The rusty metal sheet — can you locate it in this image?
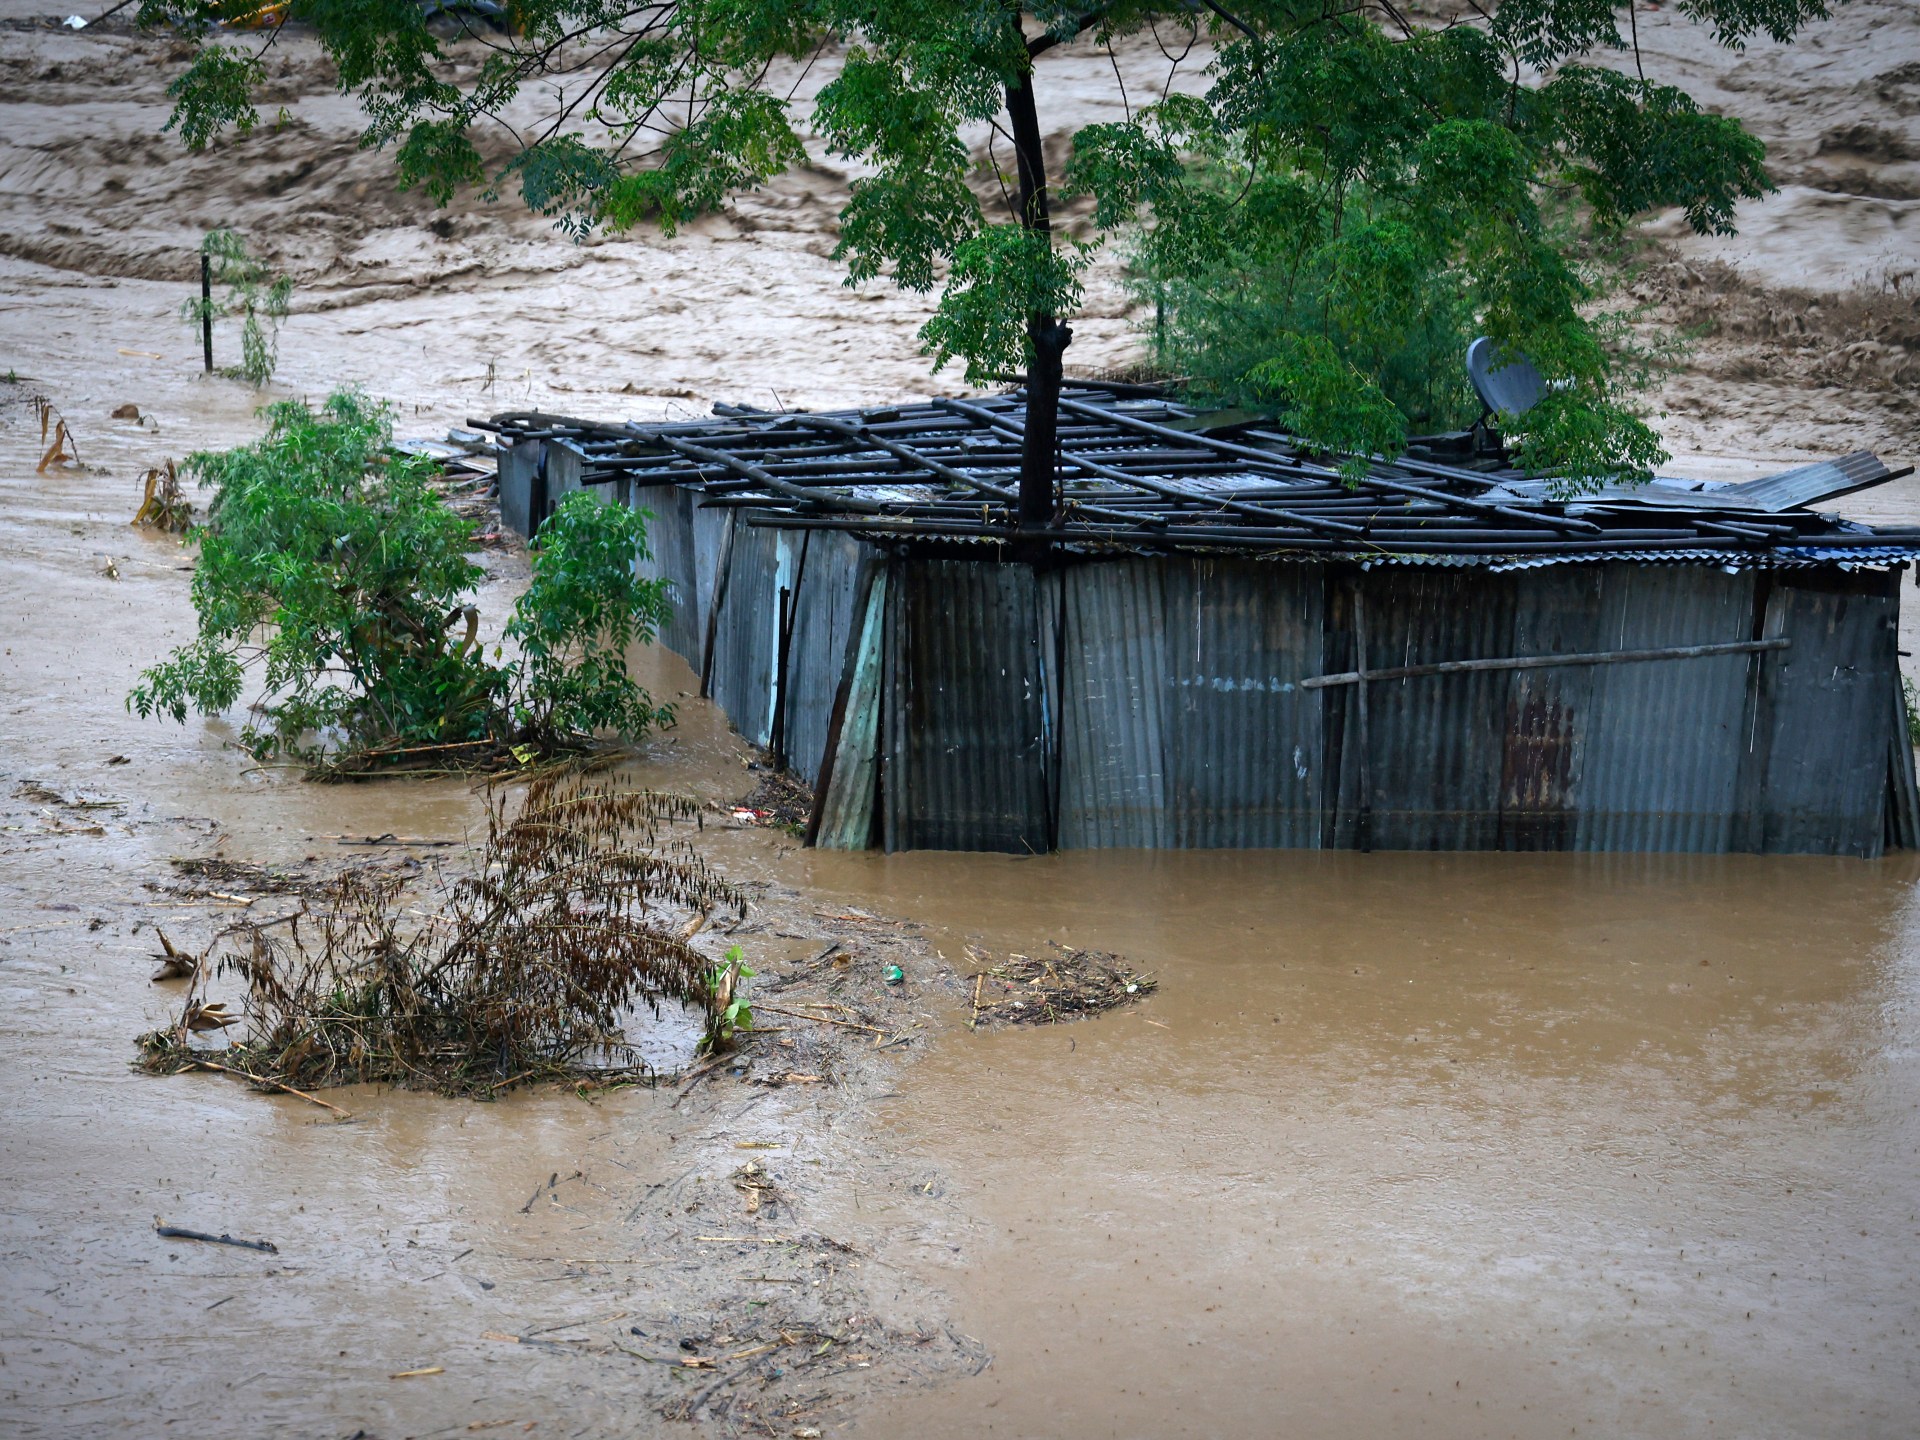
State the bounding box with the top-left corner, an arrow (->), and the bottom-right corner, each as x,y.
1344,569 -> 1517,850
1499,568 -> 1605,850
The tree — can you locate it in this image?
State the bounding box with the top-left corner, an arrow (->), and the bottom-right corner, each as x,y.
139,0 -> 1845,515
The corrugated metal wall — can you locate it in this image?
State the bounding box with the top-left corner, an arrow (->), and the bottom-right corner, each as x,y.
707,521 -> 779,749
1499,567 -> 1605,850
780,530 -> 869,789
497,438 -> 543,538
1571,566 -> 1755,853
1058,560 -> 1171,847
1751,571 -> 1900,856
1164,558 -> 1326,847
1344,569 -> 1519,851
631,483 -> 704,665
500,439 -> 1905,857
884,557 -> 1052,853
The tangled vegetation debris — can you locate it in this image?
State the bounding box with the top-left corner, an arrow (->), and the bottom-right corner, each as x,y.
965,945 -> 1156,1029
138,773 -> 745,1095
735,761 -> 814,832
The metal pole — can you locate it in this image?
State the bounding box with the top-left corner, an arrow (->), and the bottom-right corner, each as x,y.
1301,636 -> 1792,690
200,251 -> 213,374
1354,585 -> 1372,855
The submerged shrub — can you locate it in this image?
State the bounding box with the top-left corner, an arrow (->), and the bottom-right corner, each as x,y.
128,390 -> 672,772
137,773 -> 747,1093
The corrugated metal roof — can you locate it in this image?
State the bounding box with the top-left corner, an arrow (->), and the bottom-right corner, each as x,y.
482,389 -> 1920,569
1724,452 -> 1899,512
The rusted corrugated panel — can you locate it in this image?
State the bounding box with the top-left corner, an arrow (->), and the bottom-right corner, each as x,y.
632,484 -> 703,665
1499,568 -> 1605,850
1572,565 -> 1755,852
1163,558 -> 1325,847
1754,571 -> 1897,856
1347,569 -> 1517,850
1058,560 -> 1171,848
782,530 -> 869,787
708,521 -> 779,749
887,558 -> 1049,853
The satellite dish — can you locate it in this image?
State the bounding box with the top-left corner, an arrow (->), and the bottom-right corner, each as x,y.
1466,336 -> 1548,418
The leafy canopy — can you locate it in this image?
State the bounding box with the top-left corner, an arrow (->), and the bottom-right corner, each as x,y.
138,0 -> 1843,485
129,391 -> 672,770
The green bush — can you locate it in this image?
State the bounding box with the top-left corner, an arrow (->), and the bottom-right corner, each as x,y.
1139,224 -> 1483,440
129,391 -> 671,771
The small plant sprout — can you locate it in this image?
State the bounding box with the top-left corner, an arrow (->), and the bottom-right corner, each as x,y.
704,946 -> 755,1053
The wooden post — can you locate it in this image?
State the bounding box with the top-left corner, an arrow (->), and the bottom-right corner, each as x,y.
200,250 -> 213,374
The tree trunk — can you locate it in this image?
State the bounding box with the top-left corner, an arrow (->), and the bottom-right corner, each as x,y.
1004,61 -> 1069,541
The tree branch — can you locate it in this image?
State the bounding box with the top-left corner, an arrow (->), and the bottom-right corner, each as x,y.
1201,1 -> 1259,41
1027,7 -> 1108,59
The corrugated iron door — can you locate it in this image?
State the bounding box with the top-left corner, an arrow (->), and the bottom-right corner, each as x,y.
1162,558 -> 1325,849
1499,568 -> 1605,850
1343,569 -> 1518,850
1057,559 -> 1172,848
631,484 -> 703,667
782,531 -> 869,789
1751,571 -> 1898,856
1572,565 -> 1754,853
707,521 -> 779,749
885,558 -> 1051,853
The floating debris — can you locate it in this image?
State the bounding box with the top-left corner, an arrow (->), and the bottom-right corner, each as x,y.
966,945 -> 1156,1029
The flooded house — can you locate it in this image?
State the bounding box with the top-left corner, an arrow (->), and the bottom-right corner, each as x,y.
486,384 -> 1920,857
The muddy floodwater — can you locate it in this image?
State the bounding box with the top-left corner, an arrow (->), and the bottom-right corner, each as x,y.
817,849 -> 1920,1437
4,3 -> 1919,1429
4,360 -> 1917,1434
